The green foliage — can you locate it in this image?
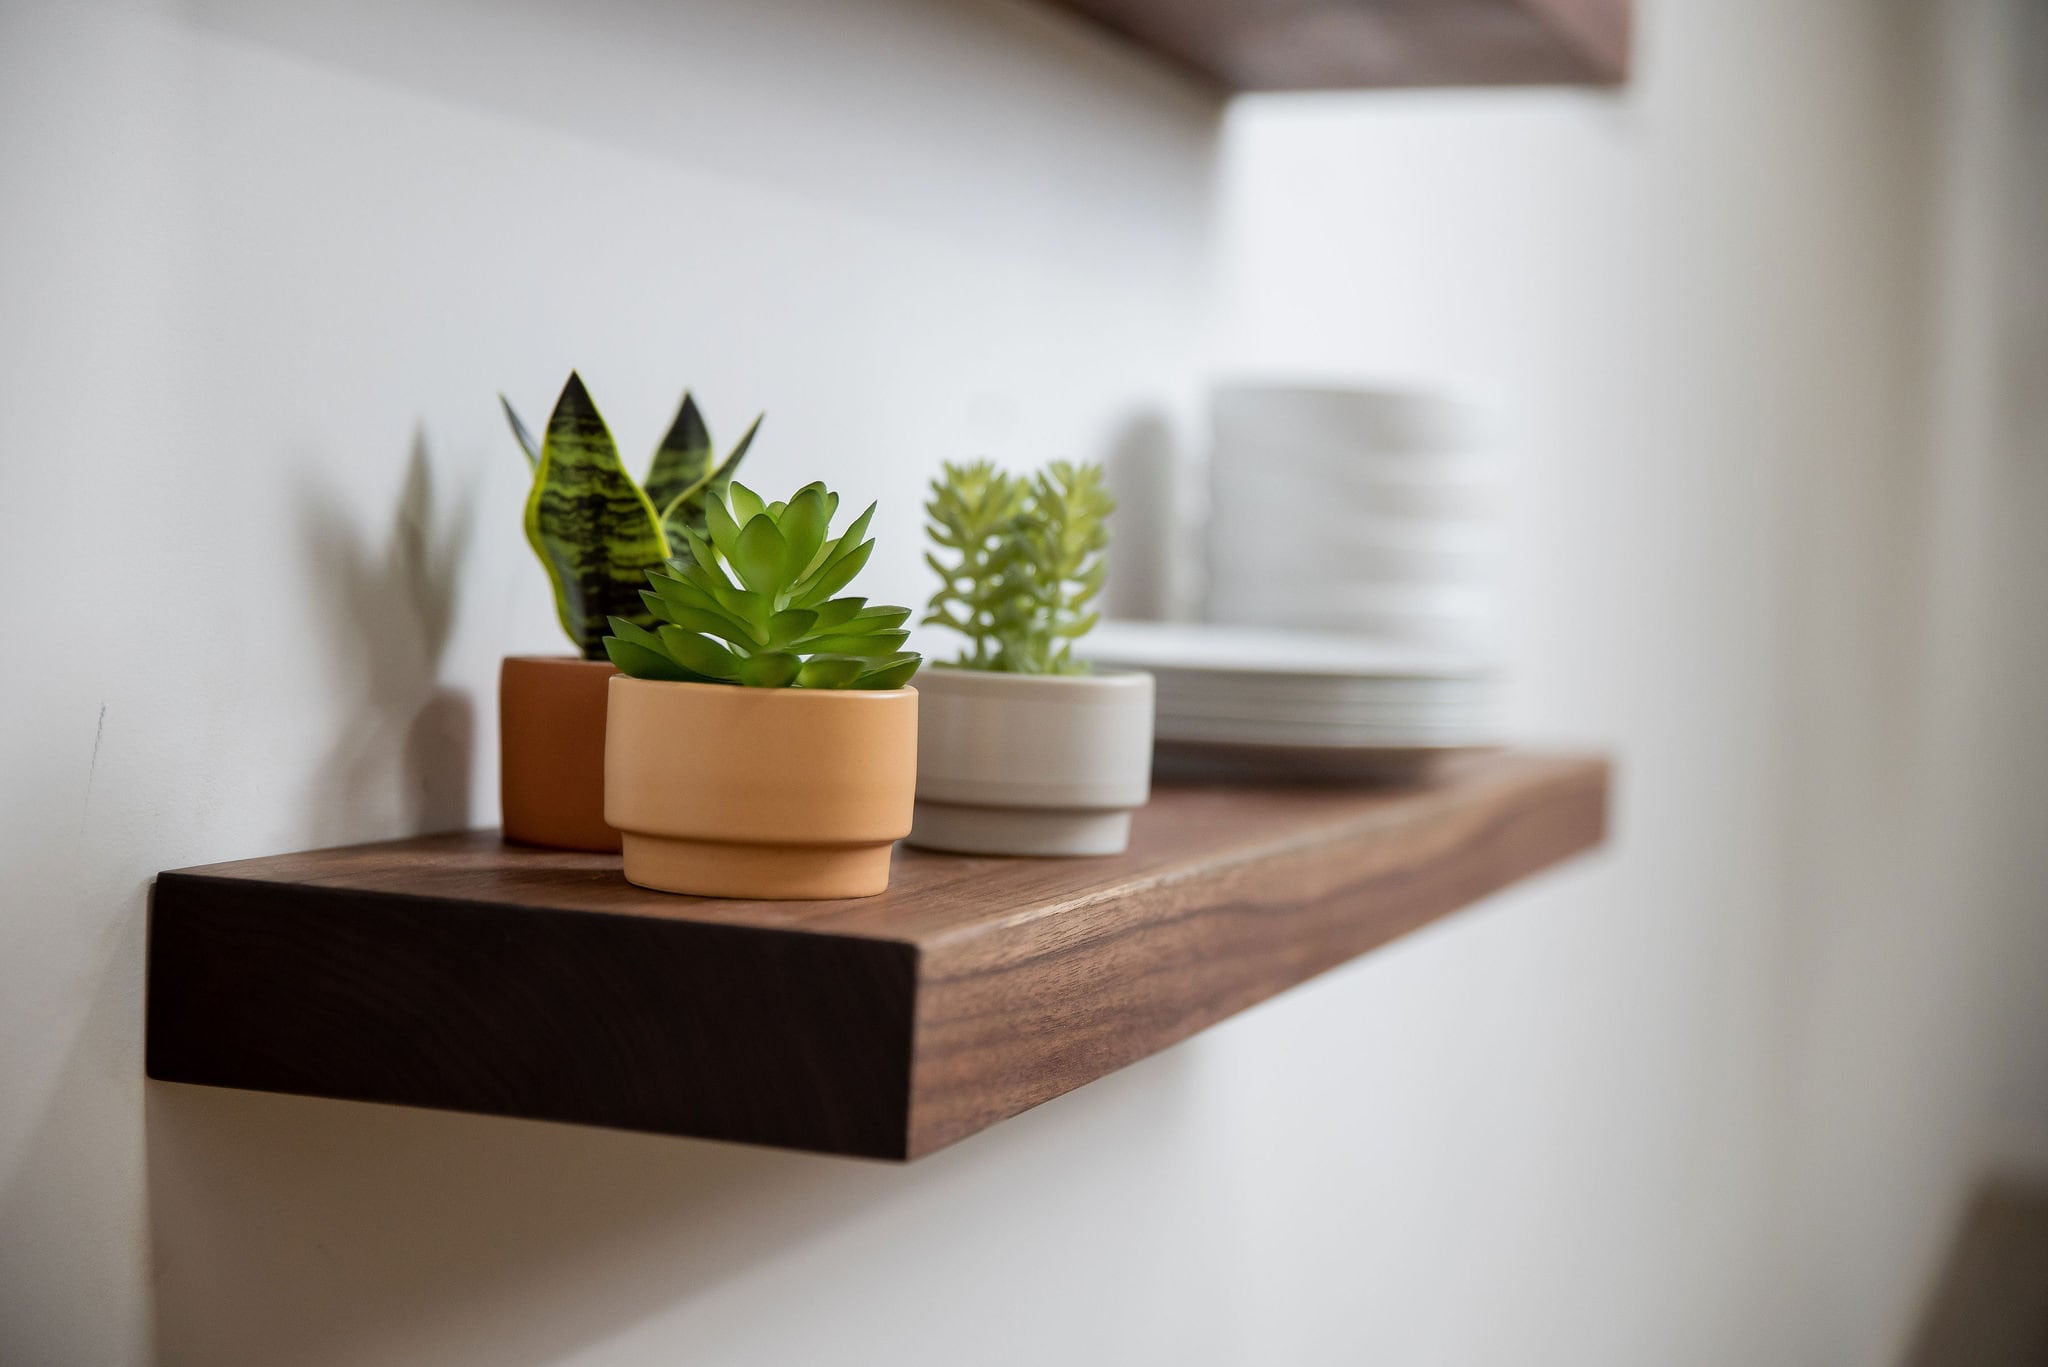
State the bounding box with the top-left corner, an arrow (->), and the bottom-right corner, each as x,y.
642,394 -> 762,556
922,459 -> 1112,675
503,373 -> 757,659
603,481 -> 922,690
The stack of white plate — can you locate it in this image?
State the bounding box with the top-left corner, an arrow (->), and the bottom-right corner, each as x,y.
1206,382 -> 1499,654
1080,620 -> 1497,781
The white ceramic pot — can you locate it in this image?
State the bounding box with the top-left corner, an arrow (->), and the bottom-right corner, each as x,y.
909,667 -> 1155,857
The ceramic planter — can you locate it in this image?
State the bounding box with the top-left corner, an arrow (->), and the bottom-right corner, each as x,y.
909,667 -> 1155,857
605,677 -> 918,899
500,656 -> 620,852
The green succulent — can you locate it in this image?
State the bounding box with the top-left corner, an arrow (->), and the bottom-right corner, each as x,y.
603,481 -> 922,690
922,459 -> 1112,675
503,372 -> 758,659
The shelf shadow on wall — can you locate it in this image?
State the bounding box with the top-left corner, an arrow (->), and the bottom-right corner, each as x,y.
143,1087 -> 888,1367
144,1045 -> 1207,1365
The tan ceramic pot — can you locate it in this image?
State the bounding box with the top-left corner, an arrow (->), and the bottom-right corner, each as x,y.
605,677 -> 918,899
500,656 -> 621,852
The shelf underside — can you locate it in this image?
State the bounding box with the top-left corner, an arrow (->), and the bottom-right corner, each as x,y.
1045,0 -> 1631,91
146,751 -> 1608,1159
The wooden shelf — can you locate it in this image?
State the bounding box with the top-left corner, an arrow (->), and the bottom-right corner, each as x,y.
1044,0 -> 1631,91
146,751 -> 1608,1160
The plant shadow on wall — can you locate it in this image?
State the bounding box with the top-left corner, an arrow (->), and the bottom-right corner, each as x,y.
296,430 -> 476,840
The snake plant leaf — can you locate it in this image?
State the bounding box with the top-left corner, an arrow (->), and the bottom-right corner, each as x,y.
731,514 -> 790,594
501,395 -> 540,469
656,413 -> 760,561
524,372 -> 671,658
657,626 -> 740,680
641,392 -> 710,512
735,651 -> 801,688
796,656 -> 865,689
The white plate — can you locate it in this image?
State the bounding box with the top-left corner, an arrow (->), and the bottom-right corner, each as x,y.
1081,620 -> 1495,678
1152,738 -> 1495,785
1083,621 -> 1499,750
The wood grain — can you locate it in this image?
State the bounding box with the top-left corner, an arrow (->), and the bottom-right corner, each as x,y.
1044,0 -> 1631,91
146,752 -> 1609,1159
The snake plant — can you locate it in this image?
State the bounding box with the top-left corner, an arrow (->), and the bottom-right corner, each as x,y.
502,372 -> 758,659
603,481 -> 922,690
923,459 -> 1112,675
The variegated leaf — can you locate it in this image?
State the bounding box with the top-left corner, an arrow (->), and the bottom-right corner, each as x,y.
523,372 -> 671,658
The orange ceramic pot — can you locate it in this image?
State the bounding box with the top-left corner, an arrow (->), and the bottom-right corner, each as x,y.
605,677 -> 918,899
500,656 -> 621,852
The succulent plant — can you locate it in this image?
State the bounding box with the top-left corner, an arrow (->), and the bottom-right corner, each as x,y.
923,459 -> 1112,675
603,481 -> 922,690
503,372 -> 758,659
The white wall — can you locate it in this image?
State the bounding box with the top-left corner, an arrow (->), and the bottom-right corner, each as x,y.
1218,2 -> 2048,1365
1,0 -> 2043,1364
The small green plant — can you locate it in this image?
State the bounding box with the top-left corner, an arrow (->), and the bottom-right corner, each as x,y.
922,459 -> 1112,674
503,372 -> 759,659
603,481 -> 922,690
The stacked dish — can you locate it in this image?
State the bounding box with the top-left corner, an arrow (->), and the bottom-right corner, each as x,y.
1206,382 -> 1499,654
1079,620 -> 1497,781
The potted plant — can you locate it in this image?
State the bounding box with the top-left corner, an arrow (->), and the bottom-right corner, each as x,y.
910,460 -> 1155,856
602,480 -> 922,899
498,371 -> 757,851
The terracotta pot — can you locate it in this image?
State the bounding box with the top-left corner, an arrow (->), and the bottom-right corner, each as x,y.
605,677 -> 918,899
908,667 -> 1155,856
500,656 -> 620,852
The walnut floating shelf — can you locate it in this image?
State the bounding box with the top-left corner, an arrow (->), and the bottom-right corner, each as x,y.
1045,0 -> 1631,91
146,751 -> 1608,1160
